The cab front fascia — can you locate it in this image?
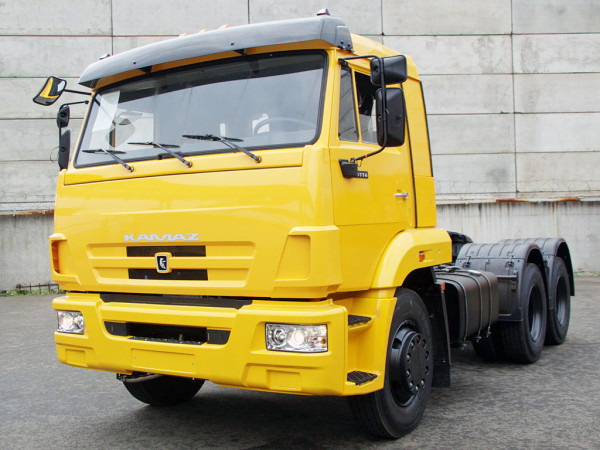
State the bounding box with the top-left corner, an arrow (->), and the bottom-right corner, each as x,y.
53,291 -> 397,396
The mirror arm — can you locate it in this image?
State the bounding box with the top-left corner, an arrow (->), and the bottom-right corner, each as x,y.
61,100 -> 89,107
338,55 -> 388,164
63,88 -> 90,96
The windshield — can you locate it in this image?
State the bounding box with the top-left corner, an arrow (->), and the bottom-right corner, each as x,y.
75,52 -> 326,168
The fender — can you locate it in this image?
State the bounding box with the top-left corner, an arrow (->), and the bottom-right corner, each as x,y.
370,228 -> 452,289
455,241 -> 547,321
498,237 -> 574,297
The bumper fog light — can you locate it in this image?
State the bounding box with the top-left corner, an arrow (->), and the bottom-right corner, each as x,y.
266,323 -> 327,353
57,310 -> 85,334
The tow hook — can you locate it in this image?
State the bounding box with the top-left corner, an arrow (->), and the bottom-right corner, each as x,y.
117,372 -> 164,384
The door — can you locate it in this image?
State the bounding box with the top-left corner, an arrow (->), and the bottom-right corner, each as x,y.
330,63 -> 415,229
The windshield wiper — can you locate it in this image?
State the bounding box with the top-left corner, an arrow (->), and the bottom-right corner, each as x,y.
182,134 -> 261,163
81,149 -> 134,172
128,141 -> 192,168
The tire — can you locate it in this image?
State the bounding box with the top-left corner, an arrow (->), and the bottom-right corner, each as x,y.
472,323 -> 505,362
122,373 -> 204,406
348,288 -> 433,439
545,257 -> 571,345
501,263 -> 547,364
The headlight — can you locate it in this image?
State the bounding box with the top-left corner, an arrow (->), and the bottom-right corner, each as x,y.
265,324 -> 327,353
57,310 -> 85,334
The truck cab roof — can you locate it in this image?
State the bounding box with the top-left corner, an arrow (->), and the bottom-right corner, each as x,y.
79,16 -> 353,88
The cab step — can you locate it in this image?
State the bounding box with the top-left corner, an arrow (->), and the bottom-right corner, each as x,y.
348,315 -> 372,327
347,371 -> 378,385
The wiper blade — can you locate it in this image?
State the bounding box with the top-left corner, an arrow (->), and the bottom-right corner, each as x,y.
81,149 -> 133,172
182,134 -> 261,163
128,141 -> 192,168
82,148 -> 126,154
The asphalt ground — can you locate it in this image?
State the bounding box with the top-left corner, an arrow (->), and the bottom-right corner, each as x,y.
1,277 -> 599,449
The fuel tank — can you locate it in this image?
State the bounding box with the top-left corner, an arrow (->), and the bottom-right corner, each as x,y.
435,267 -> 499,345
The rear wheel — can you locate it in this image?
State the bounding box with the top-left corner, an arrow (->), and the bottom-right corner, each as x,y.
545,258 -> 571,345
501,263 -> 547,363
122,373 -> 204,406
349,288 -> 433,438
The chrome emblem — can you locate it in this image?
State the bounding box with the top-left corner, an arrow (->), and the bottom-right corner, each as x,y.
155,253 -> 170,273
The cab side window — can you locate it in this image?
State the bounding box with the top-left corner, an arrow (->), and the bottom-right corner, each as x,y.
338,67 -> 358,142
354,71 -> 378,144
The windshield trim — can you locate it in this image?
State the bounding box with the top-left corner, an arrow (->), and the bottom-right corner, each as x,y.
73,50 -> 329,170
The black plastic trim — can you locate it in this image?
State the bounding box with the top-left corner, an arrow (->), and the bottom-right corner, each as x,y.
126,246 -> 206,257
455,241 -> 547,322
100,293 -> 252,309
128,269 -> 207,281
104,321 -> 231,346
497,237 -> 575,297
348,315 -> 372,326
347,371 -> 377,385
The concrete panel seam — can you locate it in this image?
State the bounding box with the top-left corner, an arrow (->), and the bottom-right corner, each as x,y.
511,0 -> 518,197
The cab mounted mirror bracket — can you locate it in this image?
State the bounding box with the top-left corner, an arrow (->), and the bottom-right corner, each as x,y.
337,54 -> 407,178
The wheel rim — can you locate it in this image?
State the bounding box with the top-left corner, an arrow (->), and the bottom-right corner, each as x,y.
389,321 -> 431,405
555,276 -> 569,326
528,284 -> 544,342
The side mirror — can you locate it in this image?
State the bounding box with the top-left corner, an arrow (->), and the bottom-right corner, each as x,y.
376,87 -> 405,147
58,129 -> 71,170
57,104 -> 70,128
33,76 -> 67,106
370,55 -> 408,86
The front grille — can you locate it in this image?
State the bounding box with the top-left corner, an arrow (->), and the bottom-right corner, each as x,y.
89,242 -> 253,286
128,269 -> 208,280
126,246 -> 206,257
105,321 -> 230,345
100,293 -> 253,309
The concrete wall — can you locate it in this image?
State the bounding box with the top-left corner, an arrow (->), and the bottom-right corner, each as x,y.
0,1 -> 599,288
0,213 -> 54,290
437,201 -> 598,273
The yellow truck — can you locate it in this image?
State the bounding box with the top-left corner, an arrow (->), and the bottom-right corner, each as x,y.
35,14 -> 574,438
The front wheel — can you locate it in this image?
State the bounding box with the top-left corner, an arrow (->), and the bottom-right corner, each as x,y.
122,373 -> 204,406
349,288 -> 433,438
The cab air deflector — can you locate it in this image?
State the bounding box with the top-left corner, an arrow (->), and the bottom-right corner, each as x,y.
79,16 -> 353,88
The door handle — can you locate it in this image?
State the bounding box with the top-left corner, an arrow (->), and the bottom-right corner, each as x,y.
394,192 -> 409,199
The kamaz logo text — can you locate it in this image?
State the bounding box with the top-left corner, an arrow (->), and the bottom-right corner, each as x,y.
124,233 -> 200,242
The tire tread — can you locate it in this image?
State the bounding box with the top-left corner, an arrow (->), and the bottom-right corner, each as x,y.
500,263 -> 547,364
545,258 -> 571,346
348,288 -> 432,439
123,375 -> 203,406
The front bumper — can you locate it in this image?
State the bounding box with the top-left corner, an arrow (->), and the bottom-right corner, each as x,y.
53,292 -> 388,395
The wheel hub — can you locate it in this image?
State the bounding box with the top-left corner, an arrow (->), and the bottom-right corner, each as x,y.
390,324 -> 431,404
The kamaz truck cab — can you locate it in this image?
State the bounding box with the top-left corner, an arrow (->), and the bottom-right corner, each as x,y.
35,14 -> 573,439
